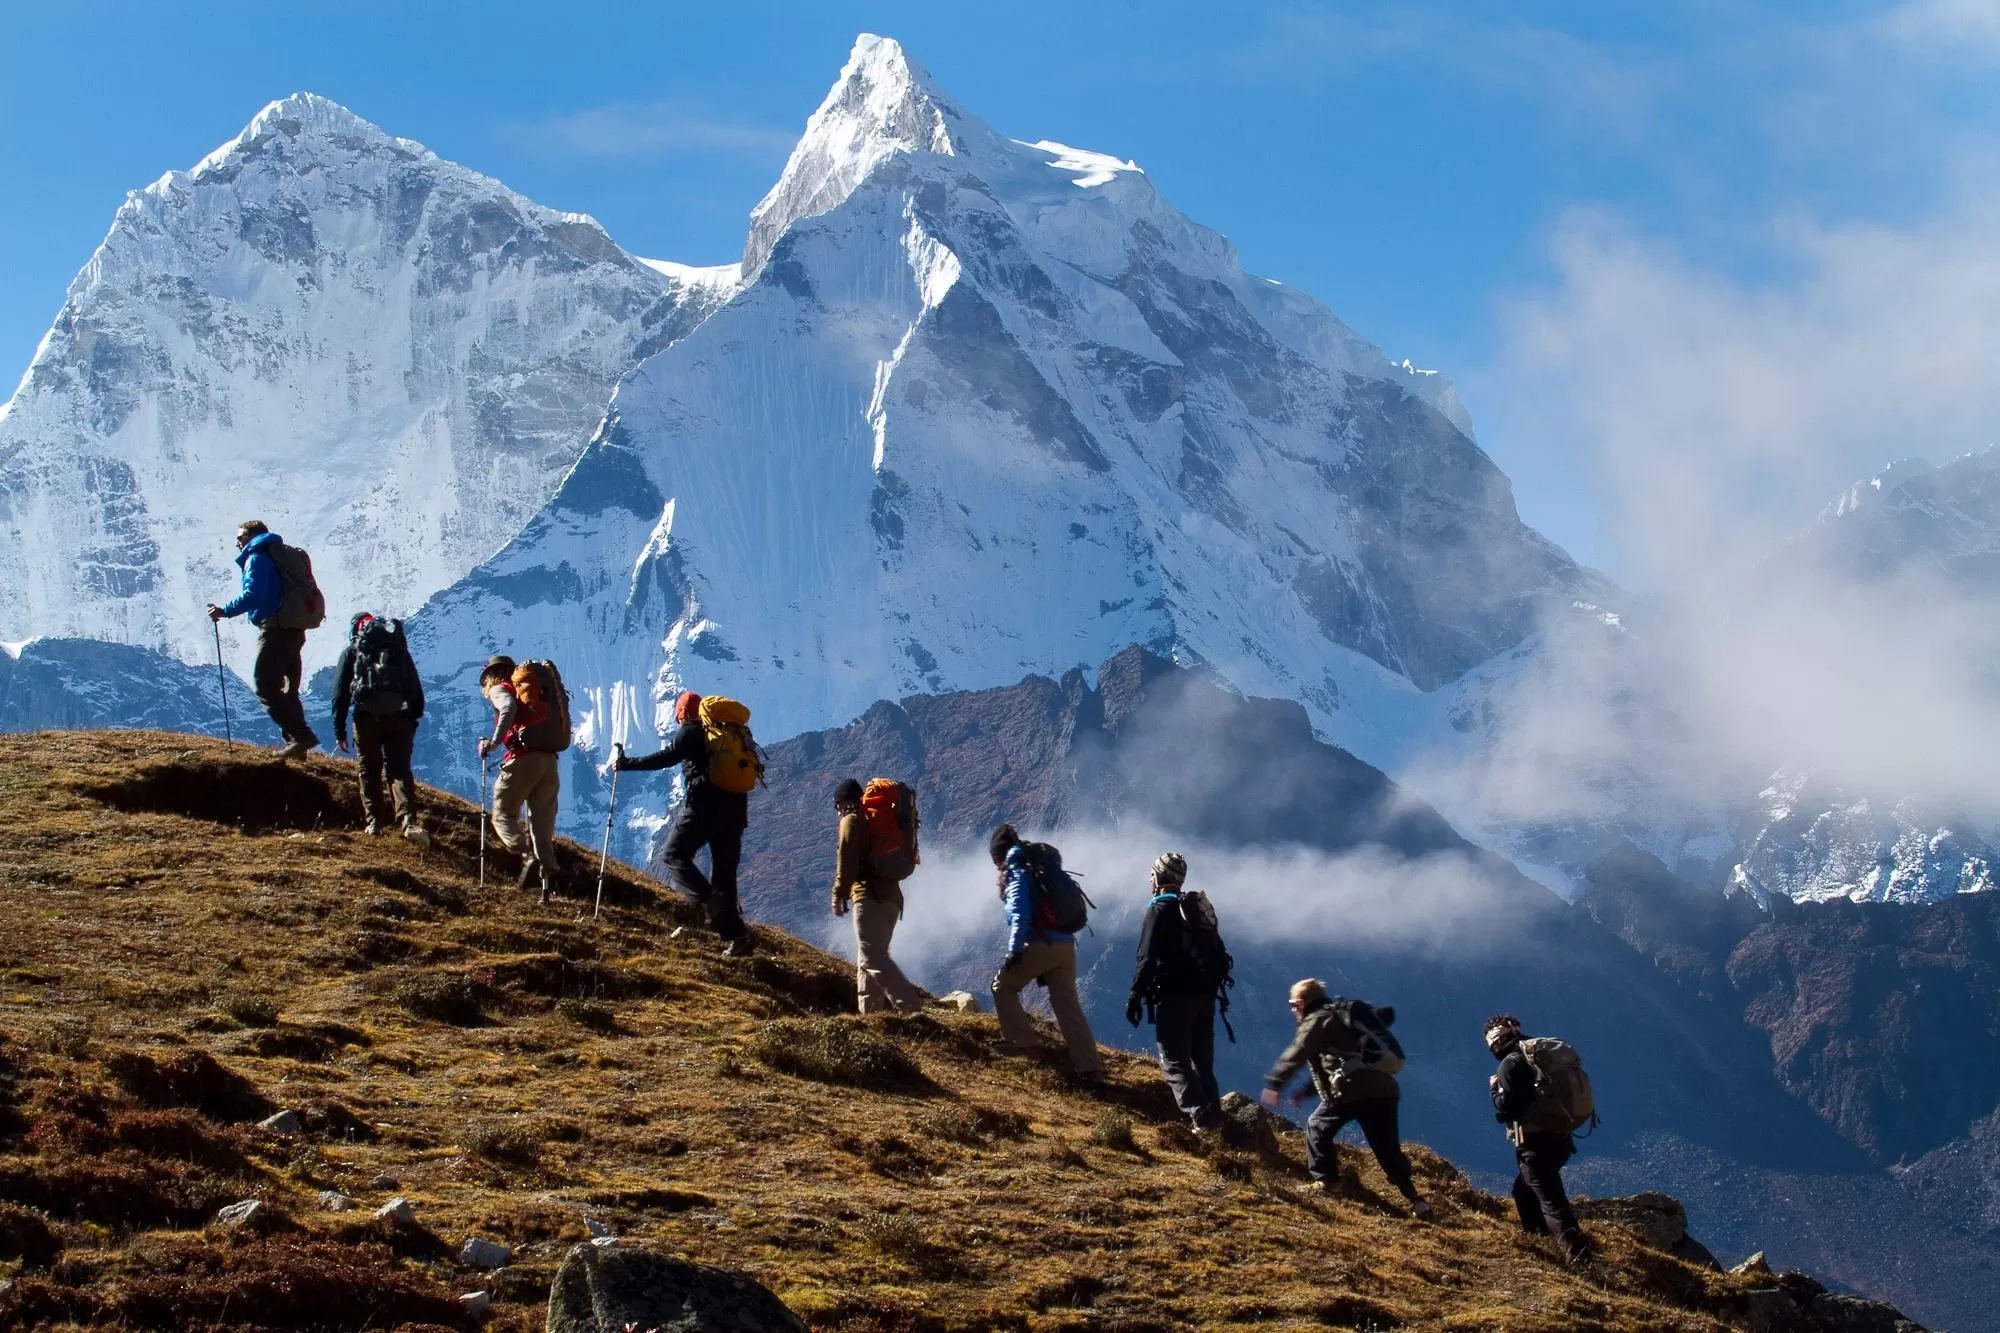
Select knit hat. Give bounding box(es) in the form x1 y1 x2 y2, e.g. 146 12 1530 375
988 823 1021 866
674 690 702 724
1151 852 1187 888
833 778 863 805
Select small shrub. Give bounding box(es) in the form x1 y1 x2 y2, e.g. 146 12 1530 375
1153 1121 1208 1156
859 1135 936 1179
750 1018 923 1090
390 973 488 1026
220 995 280 1028
464 1119 540 1166
111 1110 249 1174
1087 1113 1140 1154
857 1209 929 1257
0 1203 60 1267
555 997 617 1034
1213 1151 1255 1182
37 1014 92 1061
1043 1137 1089 1171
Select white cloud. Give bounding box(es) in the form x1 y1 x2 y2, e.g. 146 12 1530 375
507 102 795 162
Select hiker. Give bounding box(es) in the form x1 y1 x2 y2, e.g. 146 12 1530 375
1262 978 1431 1219
614 690 757 956
330 613 427 843
830 778 925 1012
1485 1014 1595 1264
205 519 321 759
476 655 563 902
1126 852 1226 1131
988 824 1104 1082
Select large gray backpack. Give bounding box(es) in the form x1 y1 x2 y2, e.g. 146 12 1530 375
1520 1036 1597 1133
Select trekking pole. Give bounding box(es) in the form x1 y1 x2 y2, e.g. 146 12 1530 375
212 620 233 749
477 748 489 892
593 744 623 920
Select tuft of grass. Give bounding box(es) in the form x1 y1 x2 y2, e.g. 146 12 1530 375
36 1013 91 1061
751 1017 924 1090
1153 1121 1209 1156
219 994 279 1028
1213 1151 1256 1182
554 997 618 1033
857 1209 930 1257
390 972 488 1025
464 1119 541 1166
1087 1112 1140 1154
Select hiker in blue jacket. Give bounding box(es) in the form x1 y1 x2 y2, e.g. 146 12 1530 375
988 824 1104 1082
206 519 318 759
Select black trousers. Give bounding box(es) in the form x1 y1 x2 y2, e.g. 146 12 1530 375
662 800 746 940
1512 1131 1581 1238
253 625 315 743
1308 1096 1417 1198
1154 992 1222 1129
353 712 417 824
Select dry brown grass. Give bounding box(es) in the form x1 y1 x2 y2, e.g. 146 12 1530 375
0 732 1789 1331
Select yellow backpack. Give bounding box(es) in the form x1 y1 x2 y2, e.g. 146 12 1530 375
698 696 763 794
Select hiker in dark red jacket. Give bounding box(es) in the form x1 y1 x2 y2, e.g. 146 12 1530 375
615 690 751 956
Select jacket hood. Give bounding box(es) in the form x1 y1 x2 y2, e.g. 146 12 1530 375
234 531 280 567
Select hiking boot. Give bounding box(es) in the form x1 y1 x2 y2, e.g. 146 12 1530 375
400 820 431 851
720 937 754 958
1305 1179 1330 1195
363 819 383 837
277 739 311 761
515 858 541 891
1410 1198 1433 1221
1558 1229 1595 1266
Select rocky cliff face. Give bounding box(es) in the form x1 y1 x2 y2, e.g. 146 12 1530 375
0 92 729 680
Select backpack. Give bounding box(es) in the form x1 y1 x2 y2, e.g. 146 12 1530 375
1519 1036 1597 1134
1329 997 1406 1076
510 660 572 752
1020 842 1093 934
1174 890 1235 994
860 779 920 881
349 618 419 716
697 696 763 794
268 542 326 630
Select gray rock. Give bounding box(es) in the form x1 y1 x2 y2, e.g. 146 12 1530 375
459 1236 512 1269
1809 1293 1928 1333
590 1235 619 1248
1733 1250 1772 1275
1743 1287 1801 1333
934 990 980 1013
546 1241 806 1333
258 1109 304 1135
584 1217 614 1238
212 1199 263 1229
316 1190 356 1212
374 1196 415 1226
1573 1192 1720 1269
1217 1091 1285 1161
368 1174 399 1190
460 1290 491 1317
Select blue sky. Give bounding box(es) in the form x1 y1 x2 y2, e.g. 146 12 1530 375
6 1 1998 581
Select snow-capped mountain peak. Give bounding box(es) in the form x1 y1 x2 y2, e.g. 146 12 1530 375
191 92 424 178
744 34 983 277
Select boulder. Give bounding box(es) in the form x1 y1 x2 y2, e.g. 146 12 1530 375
317 1190 356 1212
213 1199 263 1229
258 1109 304 1135
1573 1192 1720 1269
375 1196 416 1226
546 1241 806 1333
1217 1092 1285 1161
585 1217 614 1238
459 1236 512 1269
460 1290 492 1317
1733 1251 1772 1275
934 991 981 1013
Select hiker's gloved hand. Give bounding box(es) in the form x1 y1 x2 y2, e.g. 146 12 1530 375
1260 1088 1281 1110
205 603 223 622
335 735 350 754
1125 997 1143 1027
477 737 493 759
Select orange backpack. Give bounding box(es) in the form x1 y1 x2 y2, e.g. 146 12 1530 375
860 779 920 881
509 661 571 752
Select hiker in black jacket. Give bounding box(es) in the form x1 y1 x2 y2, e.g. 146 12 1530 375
614 689 751 956
1126 852 1224 1131
1486 1014 1592 1264
331 613 427 844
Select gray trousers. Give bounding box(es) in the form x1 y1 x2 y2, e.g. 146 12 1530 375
992 938 1103 1076
492 749 559 873
853 896 924 1013
1154 992 1222 1128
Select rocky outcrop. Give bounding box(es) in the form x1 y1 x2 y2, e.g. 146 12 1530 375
1574 1192 1719 1269
545 1242 805 1333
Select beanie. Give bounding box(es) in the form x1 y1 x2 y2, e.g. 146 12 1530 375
675 690 703 724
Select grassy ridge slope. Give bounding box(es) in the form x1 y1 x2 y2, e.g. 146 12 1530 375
0 732 1856 1331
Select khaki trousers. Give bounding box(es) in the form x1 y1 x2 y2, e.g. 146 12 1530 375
491 749 559 869
853 896 924 1013
991 937 1103 1075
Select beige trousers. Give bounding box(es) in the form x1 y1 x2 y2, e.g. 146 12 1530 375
491 749 559 869
992 937 1103 1075
853 896 925 1013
